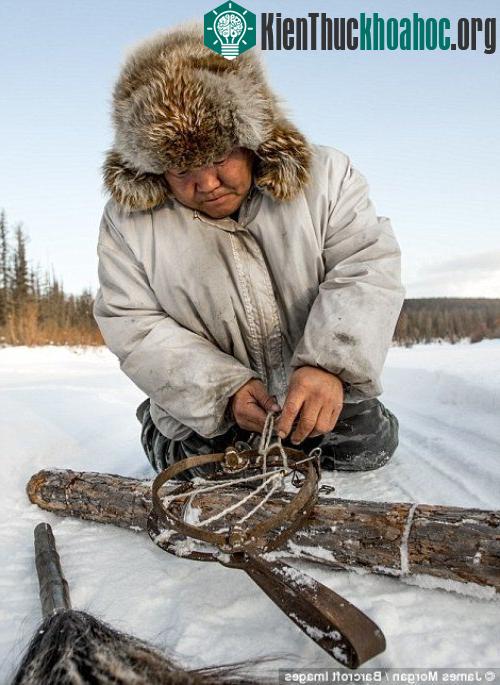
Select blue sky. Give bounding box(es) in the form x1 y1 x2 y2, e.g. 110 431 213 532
1 0 499 296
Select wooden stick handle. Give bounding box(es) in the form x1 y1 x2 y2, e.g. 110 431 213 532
34 522 71 617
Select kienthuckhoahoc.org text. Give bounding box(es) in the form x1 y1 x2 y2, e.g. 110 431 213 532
261 12 496 54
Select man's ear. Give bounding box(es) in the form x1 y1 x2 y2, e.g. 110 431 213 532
242 148 257 187
162 174 172 194
245 147 256 164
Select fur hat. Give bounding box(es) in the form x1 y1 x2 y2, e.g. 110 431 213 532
103 24 312 211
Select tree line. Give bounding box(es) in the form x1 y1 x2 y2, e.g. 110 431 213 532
395 297 500 345
0 209 499 347
0 210 102 345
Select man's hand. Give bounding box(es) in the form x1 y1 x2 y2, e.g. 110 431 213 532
231 379 280 433
276 366 344 444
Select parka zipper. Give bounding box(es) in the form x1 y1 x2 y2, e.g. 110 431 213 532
194 189 287 398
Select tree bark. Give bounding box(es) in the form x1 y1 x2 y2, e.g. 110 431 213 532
27 469 500 594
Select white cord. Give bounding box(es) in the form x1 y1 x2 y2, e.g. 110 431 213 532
238 475 284 524
162 469 281 505
258 411 288 481
400 503 418 576
197 470 284 527
169 411 294 534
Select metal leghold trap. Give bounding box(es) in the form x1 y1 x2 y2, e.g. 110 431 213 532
148 414 386 668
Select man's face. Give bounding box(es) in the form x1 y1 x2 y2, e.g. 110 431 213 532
164 147 254 219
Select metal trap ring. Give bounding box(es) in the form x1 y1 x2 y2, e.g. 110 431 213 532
148 445 318 561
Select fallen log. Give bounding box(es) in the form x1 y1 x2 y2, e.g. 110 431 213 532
27 469 500 595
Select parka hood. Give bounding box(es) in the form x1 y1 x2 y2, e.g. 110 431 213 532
103 24 312 211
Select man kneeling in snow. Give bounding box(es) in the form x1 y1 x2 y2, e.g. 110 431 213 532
94 26 405 478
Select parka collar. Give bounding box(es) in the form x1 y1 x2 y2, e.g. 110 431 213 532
185 185 263 233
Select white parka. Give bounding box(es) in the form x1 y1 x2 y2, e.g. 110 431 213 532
94 145 405 440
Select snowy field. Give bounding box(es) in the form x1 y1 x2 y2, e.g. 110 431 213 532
0 342 499 681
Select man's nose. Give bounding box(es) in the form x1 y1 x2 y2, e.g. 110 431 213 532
195 168 221 194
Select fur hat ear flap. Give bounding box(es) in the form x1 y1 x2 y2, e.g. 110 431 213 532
254 121 312 201
102 149 171 212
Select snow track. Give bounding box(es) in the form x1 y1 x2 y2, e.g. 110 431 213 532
0 342 499 681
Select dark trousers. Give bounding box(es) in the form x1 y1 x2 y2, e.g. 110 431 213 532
137 398 399 478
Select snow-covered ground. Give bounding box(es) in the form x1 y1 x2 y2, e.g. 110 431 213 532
0 342 499 681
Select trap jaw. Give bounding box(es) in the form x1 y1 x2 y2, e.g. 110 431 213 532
148 444 317 561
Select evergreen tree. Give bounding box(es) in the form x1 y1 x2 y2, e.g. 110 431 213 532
12 224 30 308
0 210 9 325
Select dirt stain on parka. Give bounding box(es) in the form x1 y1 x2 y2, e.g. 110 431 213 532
334 333 356 346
